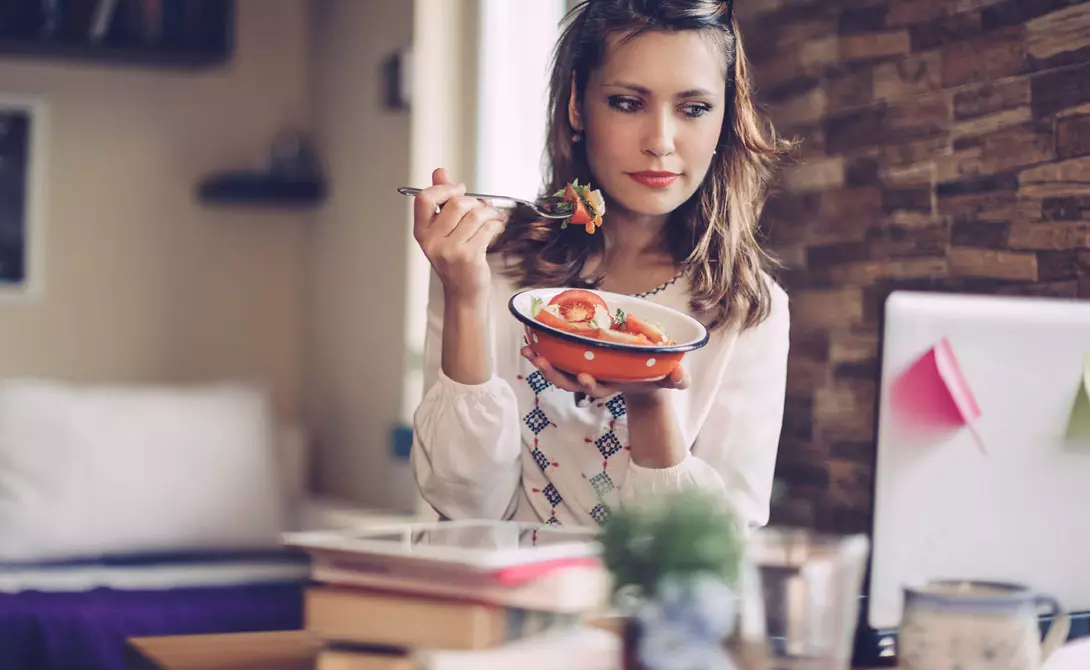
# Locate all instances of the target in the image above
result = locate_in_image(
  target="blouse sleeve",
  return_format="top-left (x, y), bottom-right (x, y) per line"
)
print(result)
top-left (618, 281), bottom-right (791, 532)
top-left (410, 270), bottom-right (523, 520)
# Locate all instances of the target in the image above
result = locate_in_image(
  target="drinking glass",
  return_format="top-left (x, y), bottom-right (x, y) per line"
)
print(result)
top-left (728, 527), bottom-right (870, 670)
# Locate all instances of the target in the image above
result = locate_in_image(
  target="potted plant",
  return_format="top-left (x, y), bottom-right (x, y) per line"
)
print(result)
top-left (599, 489), bottom-right (748, 670)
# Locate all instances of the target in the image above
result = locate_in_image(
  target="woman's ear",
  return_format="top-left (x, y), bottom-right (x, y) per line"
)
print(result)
top-left (567, 70), bottom-right (583, 133)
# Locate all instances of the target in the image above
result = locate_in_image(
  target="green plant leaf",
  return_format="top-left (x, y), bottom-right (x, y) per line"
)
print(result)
top-left (613, 308), bottom-right (627, 329)
top-left (599, 489), bottom-right (745, 599)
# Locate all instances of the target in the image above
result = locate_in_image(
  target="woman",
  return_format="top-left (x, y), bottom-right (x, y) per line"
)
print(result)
top-left (409, 0), bottom-right (791, 532)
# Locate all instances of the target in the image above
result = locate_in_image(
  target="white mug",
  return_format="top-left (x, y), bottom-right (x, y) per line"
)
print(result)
top-left (898, 580), bottom-right (1070, 670)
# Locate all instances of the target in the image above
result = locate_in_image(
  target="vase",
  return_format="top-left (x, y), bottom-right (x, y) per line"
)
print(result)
top-left (618, 574), bottom-right (740, 670)
top-left (622, 617), bottom-right (645, 670)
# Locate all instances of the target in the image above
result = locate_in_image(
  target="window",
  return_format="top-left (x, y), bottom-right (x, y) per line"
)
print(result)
top-left (475, 0), bottom-right (565, 197)
top-left (401, 0), bottom-right (564, 426)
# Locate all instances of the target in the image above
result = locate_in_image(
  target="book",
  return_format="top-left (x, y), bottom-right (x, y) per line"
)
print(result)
top-left (310, 556), bottom-right (610, 614)
top-left (414, 627), bottom-right (620, 670)
top-left (316, 647), bottom-right (415, 670)
top-left (308, 548), bottom-right (601, 589)
top-left (313, 627), bottom-right (620, 670)
top-left (304, 585), bottom-right (580, 651)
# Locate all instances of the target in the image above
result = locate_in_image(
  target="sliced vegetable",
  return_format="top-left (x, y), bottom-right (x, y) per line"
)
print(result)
top-left (568, 198), bottom-right (592, 226)
top-left (622, 313), bottom-right (671, 345)
top-left (535, 306), bottom-right (601, 337)
top-left (597, 328), bottom-right (653, 346)
top-left (548, 289), bottom-right (608, 323)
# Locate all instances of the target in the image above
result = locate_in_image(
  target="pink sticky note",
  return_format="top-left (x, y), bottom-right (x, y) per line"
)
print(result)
top-left (889, 337), bottom-right (986, 454)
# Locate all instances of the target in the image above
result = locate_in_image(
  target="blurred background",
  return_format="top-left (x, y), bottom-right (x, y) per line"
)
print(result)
top-left (0, 0), bottom-right (1087, 535)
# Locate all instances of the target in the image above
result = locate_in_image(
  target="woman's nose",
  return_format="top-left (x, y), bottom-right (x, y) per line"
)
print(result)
top-left (642, 109), bottom-right (676, 158)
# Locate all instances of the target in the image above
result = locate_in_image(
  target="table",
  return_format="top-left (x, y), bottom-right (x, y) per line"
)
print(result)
top-left (125, 631), bottom-right (321, 670)
top-left (124, 630), bottom-right (897, 670)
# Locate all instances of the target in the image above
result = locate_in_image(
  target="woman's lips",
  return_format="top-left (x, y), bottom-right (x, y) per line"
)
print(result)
top-left (627, 171), bottom-right (679, 188)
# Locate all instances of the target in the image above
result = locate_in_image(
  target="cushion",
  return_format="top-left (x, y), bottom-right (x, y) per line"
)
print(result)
top-left (0, 379), bottom-right (288, 563)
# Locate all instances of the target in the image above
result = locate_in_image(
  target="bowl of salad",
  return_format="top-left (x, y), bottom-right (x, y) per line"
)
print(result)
top-left (508, 287), bottom-right (710, 383)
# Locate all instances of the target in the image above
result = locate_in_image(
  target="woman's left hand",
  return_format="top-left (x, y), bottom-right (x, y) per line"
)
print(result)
top-left (520, 346), bottom-right (689, 401)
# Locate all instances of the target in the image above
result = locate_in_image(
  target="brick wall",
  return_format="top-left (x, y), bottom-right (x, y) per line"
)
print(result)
top-left (738, 0), bottom-right (1090, 533)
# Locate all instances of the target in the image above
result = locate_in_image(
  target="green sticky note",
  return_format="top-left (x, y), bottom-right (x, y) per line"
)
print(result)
top-left (1065, 354), bottom-right (1090, 450)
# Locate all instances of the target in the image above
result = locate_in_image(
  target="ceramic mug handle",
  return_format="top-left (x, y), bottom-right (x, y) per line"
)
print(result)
top-left (1036, 595), bottom-right (1071, 661)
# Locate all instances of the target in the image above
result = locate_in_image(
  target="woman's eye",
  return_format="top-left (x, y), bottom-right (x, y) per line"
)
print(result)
top-left (681, 103), bottom-right (712, 118)
top-left (608, 96), bottom-right (642, 113)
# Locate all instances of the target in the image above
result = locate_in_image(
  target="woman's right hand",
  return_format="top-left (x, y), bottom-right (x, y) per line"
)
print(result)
top-left (412, 168), bottom-right (507, 305)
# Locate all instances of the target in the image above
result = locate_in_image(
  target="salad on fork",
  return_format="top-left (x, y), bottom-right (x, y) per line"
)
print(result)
top-left (398, 180), bottom-right (606, 234)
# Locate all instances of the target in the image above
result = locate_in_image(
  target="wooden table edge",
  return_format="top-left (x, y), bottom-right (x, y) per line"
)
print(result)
top-left (124, 628), bottom-right (898, 670)
top-left (125, 630), bottom-right (323, 670)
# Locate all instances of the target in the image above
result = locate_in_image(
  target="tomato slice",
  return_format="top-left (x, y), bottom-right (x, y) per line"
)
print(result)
top-left (534, 309), bottom-right (600, 337)
top-left (623, 313), bottom-right (672, 345)
top-left (568, 198), bottom-right (591, 226)
top-left (597, 328), bottom-right (653, 346)
top-left (548, 289), bottom-right (608, 323)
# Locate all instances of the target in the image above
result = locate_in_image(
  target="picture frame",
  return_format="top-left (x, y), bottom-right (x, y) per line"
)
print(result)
top-left (0, 93), bottom-right (47, 302)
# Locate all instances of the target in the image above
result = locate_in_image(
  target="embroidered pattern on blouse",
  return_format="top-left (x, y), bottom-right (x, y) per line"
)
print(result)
top-left (517, 373), bottom-right (560, 475)
top-left (605, 394), bottom-right (627, 419)
top-left (531, 447), bottom-right (552, 471)
top-left (590, 503), bottom-right (612, 525)
top-left (526, 370), bottom-right (551, 394)
top-left (578, 397), bottom-right (633, 525)
top-left (518, 359), bottom-right (625, 528)
top-left (524, 407), bottom-right (550, 434)
top-left (541, 482), bottom-right (562, 506)
top-left (531, 481), bottom-right (564, 526)
top-left (595, 431), bottom-right (623, 459)
top-left (518, 371), bottom-right (565, 524)
top-left (588, 471), bottom-right (614, 498)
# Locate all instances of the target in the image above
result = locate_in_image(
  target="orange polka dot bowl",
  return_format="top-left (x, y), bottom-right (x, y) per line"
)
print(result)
top-left (509, 287), bottom-right (710, 383)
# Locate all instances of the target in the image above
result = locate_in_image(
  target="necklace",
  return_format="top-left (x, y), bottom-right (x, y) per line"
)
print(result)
top-left (630, 271), bottom-right (683, 298)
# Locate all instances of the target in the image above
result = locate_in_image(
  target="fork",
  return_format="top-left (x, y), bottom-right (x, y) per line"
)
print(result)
top-left (397, 186), bottom-right (570, 220)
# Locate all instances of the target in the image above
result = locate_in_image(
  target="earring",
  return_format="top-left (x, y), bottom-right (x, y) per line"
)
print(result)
top-left (572, 131), bottom-right (583, 143)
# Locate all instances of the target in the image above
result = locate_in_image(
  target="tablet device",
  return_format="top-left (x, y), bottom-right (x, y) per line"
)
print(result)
top-left (282, 519), bottom-right (602, 576)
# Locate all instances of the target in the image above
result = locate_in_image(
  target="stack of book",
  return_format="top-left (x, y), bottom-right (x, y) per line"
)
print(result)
top-left (282, 520), bottom-right (622, 670)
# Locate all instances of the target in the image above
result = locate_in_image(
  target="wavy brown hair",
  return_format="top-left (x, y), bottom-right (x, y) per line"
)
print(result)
top-left (490, 0), bottom-right (793, 332)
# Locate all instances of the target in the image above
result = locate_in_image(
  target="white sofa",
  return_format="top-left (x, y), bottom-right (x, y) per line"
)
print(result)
top-left (0, 378), bottom-right (415, 567)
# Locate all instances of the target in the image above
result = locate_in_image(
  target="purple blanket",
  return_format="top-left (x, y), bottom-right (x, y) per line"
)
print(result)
top-left (0, 582), bottom-right (306, 670)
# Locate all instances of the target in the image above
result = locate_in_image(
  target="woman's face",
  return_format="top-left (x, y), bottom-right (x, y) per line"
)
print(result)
top-left (572, 29), bottom-right (727, 219)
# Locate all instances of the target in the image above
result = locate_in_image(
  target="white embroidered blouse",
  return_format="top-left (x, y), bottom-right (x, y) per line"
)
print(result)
top-left (410, 259), bottom-right (791, 532)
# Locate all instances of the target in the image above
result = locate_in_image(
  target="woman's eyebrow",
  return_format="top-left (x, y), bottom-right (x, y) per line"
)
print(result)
top-left (602, 79), bottom-right (714, 98)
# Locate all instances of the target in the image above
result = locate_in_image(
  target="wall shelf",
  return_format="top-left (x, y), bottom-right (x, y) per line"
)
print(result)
top-left (0, 38), bottom-right (229, 69)
top-left (0, 0), bottom-right (234, 70)
top-left (197, 172), bottom-right (327, 208)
